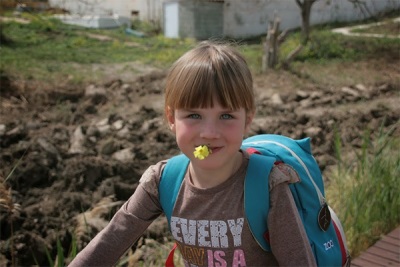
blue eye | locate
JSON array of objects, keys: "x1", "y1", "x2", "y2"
[
  {"x1": 188, "y1": 114, "x2": 201, "y2": 119},
  {"x1": 221, "y1": 114, "x2": 233, "y2": 120}
]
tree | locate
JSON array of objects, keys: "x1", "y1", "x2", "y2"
[
  {"x1": 297, "y1": 0, "x2": 317, "y2": 43},
  {"x1": 283, "y1": 0, "x2": 318, "y2": 68},
  {"x1": 272, "y1": 0, "x2": 377, "y2": 69},
  {"x1": 262, "y1": 13, "x2": 287, "y2": 71}
]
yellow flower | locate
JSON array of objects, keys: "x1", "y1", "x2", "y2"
[{"x1": 193, "y1": 145, "x2": 211, "y2": 160}]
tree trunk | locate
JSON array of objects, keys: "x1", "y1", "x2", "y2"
[
  {"x1": 262, "y1": 15, "x2": 281, "y2": 72},
  {"x1": 283, "y1": 0, "x2": 317, "y2": 67},
  {"x1": 297, "y1": 0, "x2": 316, "y2": 44}
]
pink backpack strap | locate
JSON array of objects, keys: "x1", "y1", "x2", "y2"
[{"x1": 165, "y1": 243, "x2": 178, "y2": 267}]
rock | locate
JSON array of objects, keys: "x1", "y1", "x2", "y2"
[
  {"x1": 96, "y1": 118, "x2": 109, "y2": 126},
  {"x1": 141, "y1": 118, "x2": 162, "y2": 132},
  {"x1": 85, "y1": 84, "x2": 107, "y2": 96},
  {"x1": 112, "y1": 147, "x2": 135, "y2": 162},
  {"x1": 68, "y1": 126, "x2": 86, "y2": 154},
  {"x1": 101, "y1": 139, "x2": 119, "y2": 155},
  {"x1": 6, "y1": 125, "x2": 25, "y2": 136},
  {"x1": 304, "y1": 126, "x2": 323, "y2": 138},
  {"x1": 355, "y1": 84, "x2": 367, "y2": 91},
  {"x1": 105, "y1": 79, "x2": 122, "y2": 89},
  {"x1": 86, "y1": 125, "x2": 100, "y2": 137},
  {"x1": 37, "y1": 137, "x2": 61, "y2": 161},
  {"x1": 121, "y1": 83, "x2": 132, "y2": 93},
  {"x1": 96, "y1": 118, "x2": 111, "y2": 136},
  {"x1": 116, "y1": 126, "x2": 130, "y2": 139},
  {"x1": 2, "y1": 125, "x2": 28, "y2": 147},
  {"x1": 112, "y1": 120, "x2": 124, "y2": 131},
  {"x1": 270, "y1": 93, "x2": 283, "y2": 105},
  {"x1": 341, "y1": 86, "x2": 360, "y2": 97},
  {"x1": 85, "y1": 84, "x2": 108, "y2": 104},
  {"x1": 310, "y1": 91, "x2": 323, "y2": 100},
  {"x1": 300, "y1": 98, "x2": 313, "y2": 108},
  {"x1": 295, "y1": 90, "x2": 310, "y2": 101},
  {"x1": 0, "y1": 124, "x2": 6, "y2": 136},
  {"x1": 97, "y1": 124, "x2": 111, "y2": 136}
]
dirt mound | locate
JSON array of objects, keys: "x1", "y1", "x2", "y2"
[{"x1": 0, "y1": 66, "x2": 399, "y2": 265}]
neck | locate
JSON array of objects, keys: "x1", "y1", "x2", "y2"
[{"x1": 189, "y1": 152, "x2": 243, "y2": 189}]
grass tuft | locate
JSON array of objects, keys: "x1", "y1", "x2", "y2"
[{"x1": 326, "y1": 123, "x2": 400, "y2": 257}]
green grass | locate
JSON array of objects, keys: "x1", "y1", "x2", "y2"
[
  {"x1": 1, "y1": 13, "x2": 399, "y2": 85},
  {"x1": 326, "y1": 125, "x2": 400, "y2": 258},
  {"x1": 0, "y1": 15, "x2": 196, "y2": 84},
  {"x1": 352, "y1": 20, "x2": 400, "y2": 35},
  {"x1": 279, "y1": 28, "x2": 400, "y2": 63}
]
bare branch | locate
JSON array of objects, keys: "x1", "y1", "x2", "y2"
[
  {"x1": 283, "y1": 44, "x2": 304, "y2": 69},
  {"x1": 347, "y1": 0, "x2": 375, "y2": 20}
]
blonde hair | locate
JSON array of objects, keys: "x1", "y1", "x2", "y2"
[{"x1": 164, "y1": 41, "x2": 255, "y2": 116}]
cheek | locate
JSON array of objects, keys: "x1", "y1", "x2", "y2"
[
  {"x1": 223, "y1": 124, "x2": 246, "y2": 142},
  {"x1": 174, "y1": 123, "x2": 196, "y2": 154},
  {"x1": 225, "y1": 120, "x2": 247, "y2": 132},
  {"x1": 174, "y1": 121, "x2": 193, "y2": 139}
]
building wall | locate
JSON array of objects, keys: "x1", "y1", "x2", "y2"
[
  {"x1": 48, "y1": 0, "x2": 136, "y2": 17},
  {"x1": 223, "y1": 0, "x2": 400, "y2": 39},
  {"x1": 49, "y1": 0, "x2": 165, "y2": 26},
  {"x1": 49, "y1": 0, "x2": 400, "y2": 38},
  {"x1": 134, "y1": 0, "x2": 164, "y2": 24},
  {"x1": 179, "y1": 1, "x2": 224, "y2": 39}
]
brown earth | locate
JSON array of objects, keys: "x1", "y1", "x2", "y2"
[{"x1": 0, "y1": 46, "x2": 399, "y2": 265}]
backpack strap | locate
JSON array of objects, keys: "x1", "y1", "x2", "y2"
[
  {"x1": 159, "y1": 154, "x2": 190, "y2": 226},
  {"x1": 244, "y1": 153, "x2": 276, "y2": 251},
  {"x1": 165, "y1": 243, "x2": 178, "y2": 267}
]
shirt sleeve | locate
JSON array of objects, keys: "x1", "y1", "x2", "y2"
[
  {"x1": 68, "y1": 163, "x2": 165, "y2": 267},
  {"x1": 268, "y1": 164, "x2": 317, "y2": 267}
]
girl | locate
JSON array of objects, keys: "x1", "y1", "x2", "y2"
[{"x1": 69, "y1": 41, "x2": 316, "y2": 267}]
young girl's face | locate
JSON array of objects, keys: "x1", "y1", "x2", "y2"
[{"x1": 167, "y1": 100, "x2": 253, "y2": 170}]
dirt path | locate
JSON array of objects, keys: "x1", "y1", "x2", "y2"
[{"x1": 332, "y1": 17, "x2": 400, "y2": 38}]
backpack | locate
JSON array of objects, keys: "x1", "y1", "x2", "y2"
[{"x1": 159, "y1": 134, "x2": 350, "y2": 267}]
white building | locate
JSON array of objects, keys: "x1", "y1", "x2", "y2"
[{"x1": 48, "y1": 0, "x2": 400, "y2": 38}]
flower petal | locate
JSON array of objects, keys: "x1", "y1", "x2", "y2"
[{"x1": 193, "y1": 145, "x2": 211, "y2": 160}]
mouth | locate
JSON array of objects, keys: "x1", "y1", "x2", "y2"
[
  {"x1": 208, "y1": 146, "x2": 222, "y2": 153},
  {"x1": 193, "y1": 145, "x2": 223, "y2": 160}
]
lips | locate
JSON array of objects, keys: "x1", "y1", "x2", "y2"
[{"x1": 208, "y1": 146, "x2": 222, "y2": 153}]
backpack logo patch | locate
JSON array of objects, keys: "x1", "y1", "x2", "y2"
[{"x1": 318, "y1": 204, "x2": 332, "y2": 231}]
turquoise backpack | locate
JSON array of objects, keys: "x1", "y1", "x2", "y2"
[{"x1": 159, "y1": 134, "x2": 350, "y2": 267}]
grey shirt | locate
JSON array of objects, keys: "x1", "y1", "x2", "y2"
[{"x1": 69, "y1": 151, "x2": 316, "y2": 267}]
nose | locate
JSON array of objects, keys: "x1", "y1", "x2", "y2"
[{"x1": 199, "y1": 120, "x2": 220, "y2": 139}]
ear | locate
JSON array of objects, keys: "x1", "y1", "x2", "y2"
[
  {"x1": 244, "y1": 111, "x2": 255, "y2": 134},
  {"x1": 166, "y1": 106, "x2": 176, "y2": 133}
]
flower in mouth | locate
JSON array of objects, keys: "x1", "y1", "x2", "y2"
[{"x1": 193, "y1": 145, "x2": 212, "y2": 160}]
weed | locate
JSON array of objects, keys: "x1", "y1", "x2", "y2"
[
  {"x1": 0, "y1": 147, "x2": 27, "y2": 266},
  {"x1": 327, "y1": 123, "x2": 400, "y2": 257}
]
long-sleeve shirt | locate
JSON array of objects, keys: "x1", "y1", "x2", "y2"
[{"x1": 69, "y1": 151, "x2": 316, "y2": 267}]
